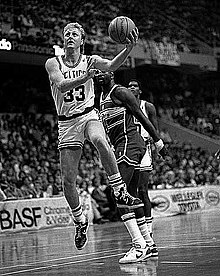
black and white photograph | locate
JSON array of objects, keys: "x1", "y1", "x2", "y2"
[{"x1": 0, "y1": 1, "x2": 220, "y2": 275}]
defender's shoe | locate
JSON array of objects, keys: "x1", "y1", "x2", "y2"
[
  {"x1": 150, "y1": 244, "x2": 158, "y2": 257},
  {"x1": 74, "y1": 218, "x2": 89, "y2": 250},
  {"x1": 119, "y1": 243, "x2": 152, "y2": 264},
  {"x1": 115, "y1": 186, "x2": 144, "y2": 209}
]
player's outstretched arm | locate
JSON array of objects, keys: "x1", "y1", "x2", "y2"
[
  {"x1": 91, "y1": 29, "x2": 138, "y2": 72},
  {"x1": 112, "y1": 87, "x2": 160, "y2": 141}
]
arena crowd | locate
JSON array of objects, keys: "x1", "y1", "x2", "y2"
[
  {"x1": 0, "y1": 0, "x2": 220, "y2": 223},
  {"x1": 1, "y1": 0, "x2": 220, "y2": 53},
  {"x1": 0, "y1": 114, "x2": 219, "y2": 211}
]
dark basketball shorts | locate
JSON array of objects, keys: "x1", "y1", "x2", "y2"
[{"x1": 114, "y1": 134, "x2": 146, "y2": 167}]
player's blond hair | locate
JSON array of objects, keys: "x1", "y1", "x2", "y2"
[{"x1": 63, "y1": 22, "x2": 85, "y2": 53}]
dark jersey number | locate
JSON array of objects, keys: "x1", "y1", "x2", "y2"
[
  {"x1": 64, "y1": 85, "x2": 85, "y2": 102},
  {"x1": 133, "y1": 117, "x2": 141, "y2": 134}
]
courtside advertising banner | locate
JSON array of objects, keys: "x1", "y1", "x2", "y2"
[
  {"x1": 149, "y1": 185, "x2": 220, "y2": 217},
  {"x1": 0, "y1": 186, "x2": 219, "y2": 233},
  {"x1": 0, "y1": 194, "x2": 93, "y2": 233}
]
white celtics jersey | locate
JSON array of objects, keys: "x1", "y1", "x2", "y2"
[
  {"x1": 134, "y1": 100, "x2": 150, "y2": 141},
  {"x1": 50, "y1": 54, "x2": 95, "y2": 117}
]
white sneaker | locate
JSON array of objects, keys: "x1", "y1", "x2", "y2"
[{"x1": 119, "y1": 243, "x2": 152, "y2": 264}]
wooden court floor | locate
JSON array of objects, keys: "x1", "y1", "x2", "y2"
[{"x1": 1, "y1": 209, "x2": 220, "y2": 276}]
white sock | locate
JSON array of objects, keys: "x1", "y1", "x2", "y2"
[
  {"x1": 71, "y1": 204, "x2": 85, "y2": 223},
  {"x1": 109, "y1": 173, "x2": 124, "y2": 195},
  {"x1": 121, "y1": 212, "x2": 146, "y2": 248},
  {"x1": 146, "y1": 216, "x2": 153, "y2": 235},
  {"x1": 137, "y1": 217, "x2": 154, "y2": 246}
]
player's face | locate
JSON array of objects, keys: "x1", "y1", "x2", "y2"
[
  {"x1": 96, "y1": 72, "x2": 112, "y2": 85},
  {"x1": 128, "y1": 81, "x2": 140, "y2": 98},
  {"x1": 63, "y1": 28, "x2": 83, "y2": 49}
]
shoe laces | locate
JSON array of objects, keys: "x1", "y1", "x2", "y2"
[
  {"x1": 75, "y1": 223, "x2": 82, "y2": 237},
  {"x1": 120, "y1": 186, "x2": 135, "y2": 202},
  {"x1": 126, "y1": 191, "x2": 135, "y2": 201}
]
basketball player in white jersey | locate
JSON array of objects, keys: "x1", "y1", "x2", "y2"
[
  {"x1": 45, "y1": 22, "x2": 142, "y2": 250},
  {"x1": 128, "y1": 79, "x2": 159, "y2": 238}
]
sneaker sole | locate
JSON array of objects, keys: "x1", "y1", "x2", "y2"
[
  {"x1": 151, "y1": 252, "x2": 159, "y2": 258},
  {"x1": 116, "y1": 202, "x2": 144, "y2": 209},
  {"x1": 141, "y1": 251, "x2": 152, "y2": 262},
  {"x1": 77, "y1": 238, "x2": 88, "y2": 250},
  {"x1": 119, "y1": 253, "x2": 152, "y2": 264},
  {"x1": 119, "y1": 250, "x2": 152, "y2": 264}
]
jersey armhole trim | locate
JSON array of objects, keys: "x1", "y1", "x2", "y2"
[{"x1": 56, "y1": 56, "x2": 62, "y2": 72}]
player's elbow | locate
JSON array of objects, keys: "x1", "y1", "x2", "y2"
[
  {"x1": 108, "y1": 64, "x2": 119, "y2": 72},
  {"x1": 55, "y1": 81, "x2": 66, "y2": 93},
  {"x1": 106, "y1": 61, "x2": 118, "y2": 72},
  {"x1": 54, "y1": 82, "x2": 61, "y2": 91}
]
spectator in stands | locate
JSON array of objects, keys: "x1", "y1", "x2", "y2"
[
  {"x1": 34, "y1": 179, "x2": 44, "y2": 198},
  {"x1": 20, "y1": 14, "x2": 34, "y2": 35},
  {"x1": 4, "y1": 181, "x2": 24, "y2": 199},
  {"x1": 79, "y1": 179, "x2": 108, "y2": 224},
  {"x1": 174, "y1": 169, "x2": 186, "y2": 188},
  {"x1": 0, "y1": 185, "x2": 7, "y2": 201},
  {"x1": 8, "y1": 27, "x2": 22, "y2": 40},
  {"x1": 91, "y1": 176, "x2": 111, "y2": 219},
  {"x1": 214, "y1": 175, "x2": 220, "y2": 185},
  {"x1": 186, "y1": 168, "x2": 197, "y2": 187}
]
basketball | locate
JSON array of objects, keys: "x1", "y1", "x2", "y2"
[{"x1": 108, "y1": 16, "x2": 136, "y2": 44}]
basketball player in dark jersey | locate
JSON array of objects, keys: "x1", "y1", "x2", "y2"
[
  {"x1": 45, "y1": 22, "x2": 141, "y2": 251},
  {"x1": 96, "y1": 72, "x2": 166, "y2": 263}
]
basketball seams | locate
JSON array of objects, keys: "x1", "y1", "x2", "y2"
[
  {"x1": 108, "y1": 20, "x2": 119, "y2": 43},
  {"x1": 125, "y1": 17, "x2": 129, "y2": 43},
  {"x1": 108, "y1": 16, "x2": 136, "y2": 44},
  {"x1": 116, "y1": 18, "x2": 122, "y2": 44}
]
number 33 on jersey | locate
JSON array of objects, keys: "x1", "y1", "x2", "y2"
[
  {"x1": 50, "y1": 55, "x2": 95, "y2": 117},
  {"x1": 64, "y1": 85, "x2": 85, "y2": 103}
]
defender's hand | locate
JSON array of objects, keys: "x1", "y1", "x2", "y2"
[
  {"x1": 155, "y1": 139, "x2": 168, "y2": 160},
  {"x1": 158, "y1": 146, "x2": 168, "y2": 160},
  {"x1": 87, "y1": 69, "x2": 99, "y2": 79}
]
